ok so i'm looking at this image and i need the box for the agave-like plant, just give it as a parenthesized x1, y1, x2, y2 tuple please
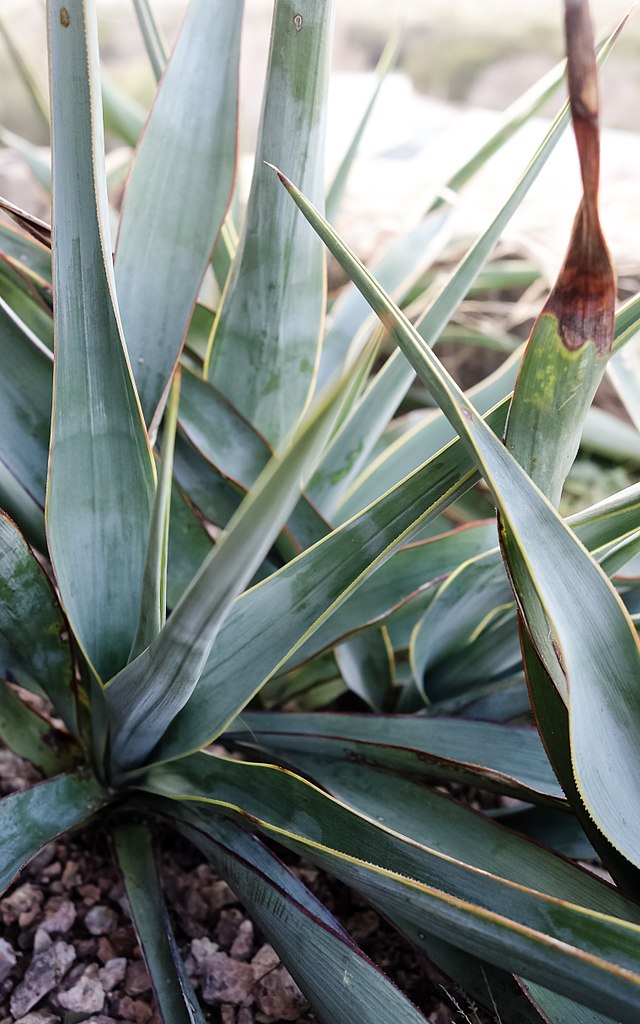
(1, 0, 640, 1020)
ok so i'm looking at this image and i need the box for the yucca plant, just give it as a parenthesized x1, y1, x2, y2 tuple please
(1, 0, 640, 1020)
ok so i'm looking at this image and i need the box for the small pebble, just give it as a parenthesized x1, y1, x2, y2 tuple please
(14, 1012, 60, 1024)
(215, 908, 244, 947)
(190, 937, 219, 965)
(124, 959, 151, 996)
(0, 884, 43, 927)
(108, 926, 138, 957)
(85, 905, 118, 936)
(0, 938, 17, 983)
(10, 940, 75, 1018)
(57, 964, 105, 1014)
(254, 966, 308, 1023)
(32, 929, 52, 954)
(42, 897, 76, 935)
(117, 996, 154, 1023)
(79, 884, 103, 906)
(60, 861, 79, 890)
(97, 937, 117, 963)
(251, 944, 279, 981)
(230, 920, 254, 961)
(209, 880, 237, 911)
(199, 951, 255, 1006)
(99, 956, 127, 992)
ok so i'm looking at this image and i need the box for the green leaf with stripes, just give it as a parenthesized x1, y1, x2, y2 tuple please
(207, 0, 334, 446)
(47, 0, 156, 683)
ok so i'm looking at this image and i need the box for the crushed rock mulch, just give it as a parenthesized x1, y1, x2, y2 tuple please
(0, 746, 492, 1024)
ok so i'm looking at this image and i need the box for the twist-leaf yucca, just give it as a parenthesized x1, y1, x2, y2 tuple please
(1, 0, 640, 1020)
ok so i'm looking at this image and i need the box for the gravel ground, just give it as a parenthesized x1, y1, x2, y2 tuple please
(0, 746, 491, 1024)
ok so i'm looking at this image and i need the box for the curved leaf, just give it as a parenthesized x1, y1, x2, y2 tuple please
(106, 347, 372, 774)
(272, 157, 640, 868)
(0, 220, 51, 284)
(172, 812, 429, 1024)
(0, 772, 105, 895)
(144, 754, 640, 1022)
(152, 403, 509, 764)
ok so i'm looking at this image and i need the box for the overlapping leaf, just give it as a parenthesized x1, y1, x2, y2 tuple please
(169, 812, 430, 1024)
(272, 147, 640, 866)
(105, 344, 375, 774)
(144, 754, 640, 1020)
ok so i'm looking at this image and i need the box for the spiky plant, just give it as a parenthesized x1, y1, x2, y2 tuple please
(1, 0, 640, 1021)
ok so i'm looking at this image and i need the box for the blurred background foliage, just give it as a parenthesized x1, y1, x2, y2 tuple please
(1, 0, 639, 519)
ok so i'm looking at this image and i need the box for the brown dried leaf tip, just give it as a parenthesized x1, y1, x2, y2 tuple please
(545, 0, 616, 354)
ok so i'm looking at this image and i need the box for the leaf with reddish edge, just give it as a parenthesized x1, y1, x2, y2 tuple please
(143, 753, 640, 1021)
(504, 0, 636, 887)
(505, 0, 616, 507)
(165, 810, 430, 1024)
(225, 711, 565, 805)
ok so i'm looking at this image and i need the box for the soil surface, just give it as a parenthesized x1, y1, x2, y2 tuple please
(0, 746, 494, 1024)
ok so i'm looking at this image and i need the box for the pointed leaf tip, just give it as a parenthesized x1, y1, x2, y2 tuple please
(542, 0, 615, 354)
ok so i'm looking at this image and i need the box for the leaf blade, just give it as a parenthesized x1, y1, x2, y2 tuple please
(46, 0, 156, 683)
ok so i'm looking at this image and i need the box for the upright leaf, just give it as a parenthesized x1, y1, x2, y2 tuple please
(207, 0, 335, 446)
(47, 0, 156, 683)
(132, 0, 168, 82)
(325, 30, 401, 224)
(0, 12, 49, 130)
(130, 371, 181, 660)
(116, 0, 244, 428)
